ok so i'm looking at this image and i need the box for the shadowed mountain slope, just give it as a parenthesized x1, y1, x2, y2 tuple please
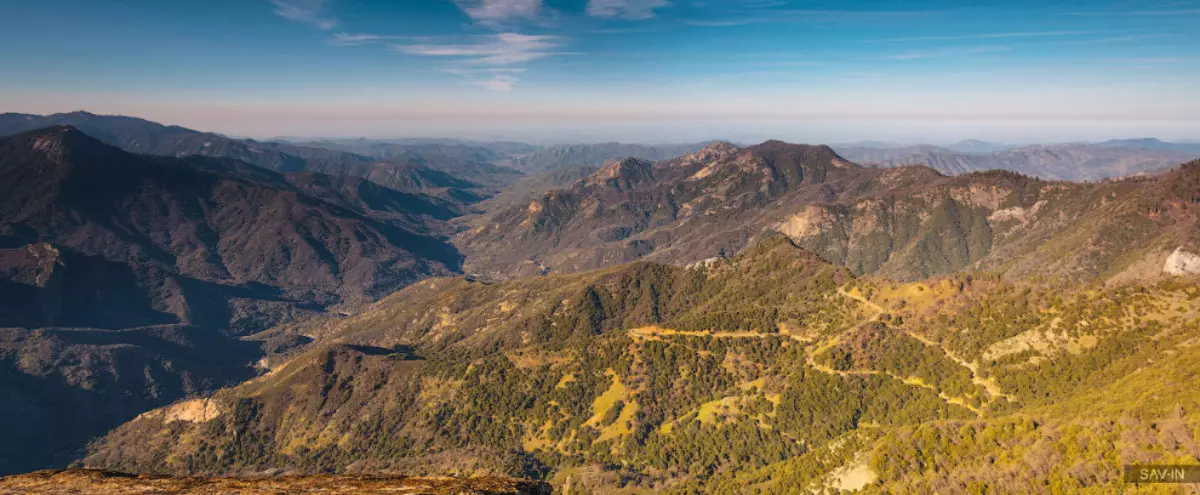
(0, 112, 502, 201)
(0, 126, 472, 475)
(0, 325, 261, 475)
(0, 126, 463, 332)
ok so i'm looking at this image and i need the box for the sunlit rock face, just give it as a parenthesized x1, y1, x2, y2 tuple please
(1164, 247, 1200, 276)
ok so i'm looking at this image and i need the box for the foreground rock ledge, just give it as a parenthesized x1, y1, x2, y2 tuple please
(0, 469, 552, 495)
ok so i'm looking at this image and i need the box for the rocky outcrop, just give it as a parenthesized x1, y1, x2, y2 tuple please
(137, 399, 225, 424)
(1164, 247, 1200, 276)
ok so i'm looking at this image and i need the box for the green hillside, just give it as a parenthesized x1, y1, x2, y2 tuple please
(82, 237, 1200, 493)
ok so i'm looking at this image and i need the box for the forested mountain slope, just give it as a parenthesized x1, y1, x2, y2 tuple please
(83, 237, 1200, 493)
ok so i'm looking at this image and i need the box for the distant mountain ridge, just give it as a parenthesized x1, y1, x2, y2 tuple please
(275, 136, 539, 157)
(288, 138, 527, 187)
(0, 112, 506, 201)
(1101, 137, 1200, 154)
(945, 139, 1013, 153)
(499, 141, 716, 173)
(8, 112, 1195, 185)
(834, 141, 1199, 181)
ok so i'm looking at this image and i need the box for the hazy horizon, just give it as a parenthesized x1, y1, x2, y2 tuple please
(10, 110, 1200, 147)
(3, 0, 1198, 143)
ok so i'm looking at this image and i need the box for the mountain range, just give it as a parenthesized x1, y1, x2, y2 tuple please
(1102, 137, 1200, 154)
(0, 126, 464, 473)
(458, 140, 1200, 283)
(285, 138, 527, 188)
(2, 114, 1200, 492)
(80, 235, 1200, 493)
(498, 142, 715, 173)
(0, 112, 504, 202)
(834, 142, 1199, 181)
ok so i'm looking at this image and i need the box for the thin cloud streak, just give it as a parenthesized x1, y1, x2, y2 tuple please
(1105, 57, 1191, 64)
(445, 67, 528, 76)
(1067, 34, 1167, 45)
(1065, 8, 1200, 16)
(472, 75, 520, 91)
(864, 30, 1096, 43)
(587, 0, 670, 20)
(397, 34, 561, 91)
(681, 9, 940, 27)
(889, 46, 1011, 60)
(776, 9, 941, 17)
(446, 68, 527, 92)
(269, 0, 337, 30)
(395, 33, 562, 65)
(680, 18, 762, 26)
(328, 33, 409, 46)
(454, 0, 543, 24)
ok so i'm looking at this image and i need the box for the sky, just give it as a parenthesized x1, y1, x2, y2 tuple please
(0, 0, 1198, 144)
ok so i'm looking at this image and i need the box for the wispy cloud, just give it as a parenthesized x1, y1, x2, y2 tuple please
(454, 0, 543, 24)
(329, 2, 556, 92)
(471, 75, 521, 91)
(446, 68, 528, 92)
(740, 0, 788, 7)
(445, 67, 528, 76)
(1068, 34, 1167, 45)
(1105, 57, 1190, 63)
(328, 32, 407, 46)
(587, 0, 670, 20)
(776, 9, 938, 17)
(681, 8, 937, 27)
(681, 18, 761, 26)
(1064, 8, 1200, 16)
(395, 33, 561, 65)
(889, 46, 1011, 60)
(865, 31, 1094, 43)
(765, 61, 825, 67)
(269, 0, 337, 30)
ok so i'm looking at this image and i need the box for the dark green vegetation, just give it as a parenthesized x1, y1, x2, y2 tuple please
(82, 238, 1200, 493)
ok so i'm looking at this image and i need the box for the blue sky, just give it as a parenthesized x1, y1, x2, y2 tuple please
(0, 0, 1197, 143)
